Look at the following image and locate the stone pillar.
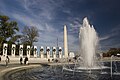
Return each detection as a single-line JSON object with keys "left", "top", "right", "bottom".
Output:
{"left": 11, "top": 44, "right": 16, "bottom": 57}
{"left": 40, "top": 46, "right": 44, "bottom": 58}
{"left": 3, "top": 43, "right": 8, "bottom": 57}
{"left": 46, "top": 47, "right": 50, "bottom": 59}
{"left": 19, "top": 45, "right": 23, "bottom": 57}
{"left": 59, "top": 47, "right": 62, "bottom": 58}
{"left": 34, "top": 46, "right": 37, "bottom": 58}
{"left": 64, "top": 25, "right": 68, "bottom": 58}
{"left": 69, "top": 52, "right": 75, "bottom": 58}
{"left": 52, "top": 47, "right": 56, "bottom": 59}
{"left": 27, "top": 45, "right": 30, "bottom": 58}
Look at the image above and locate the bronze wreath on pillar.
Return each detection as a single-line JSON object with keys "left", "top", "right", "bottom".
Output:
{"left": 4, "top": 46, "right": 7, "bottom": 50}
{"left": 20, "top": 47, "right": 23, "bottom": 51}
{"left": 12, "top": 47, "right": 15, "bottom": 50}
{"left": 40, "top": 48, "right": 43, "bottom": 51}
{"left": 47, "top": 49, "right": 50, "bottom": 51}
{"left": 59, "top": 49, "right": 62, "bottom": 52}
{"left": 53, "top": 49, "right": 56, "bottom": 52}
{"left": 27, "top": 48, "right": 30, "bottom": 51}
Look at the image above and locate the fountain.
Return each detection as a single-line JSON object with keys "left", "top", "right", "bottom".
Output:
{"left": 79, "top": 17, "right": 100, "bottom": 69}
{"left": 62, "top": 17, "right": 120, "bottom": 78}
{"left": 62, "top": 18, "right": 105, "bottom": 76}
{"left": 62, "top": 17, "right": 106, "bottom": 74}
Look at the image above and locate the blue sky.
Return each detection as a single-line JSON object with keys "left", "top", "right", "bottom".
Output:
{"left": 0, "top": 0, "right": 120, "bottom": 52}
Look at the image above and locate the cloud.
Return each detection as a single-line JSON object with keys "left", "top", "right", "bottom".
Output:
{"left": 68, "top": 34, "right": 79, "bottom": 51}
{"left": 99, "top": 24, "right": 120, "bottom": 51}
{"left": 62, "top": 10, "right": 71, "bottom": 14}
{"left": 11, "top": 13, "right": 45, "bottom": 31}
{"left": 18, "top": 0, "right": 65, "bottom": 21}
{"left": 99, "top": 36, "right": 109, "bottom": 41}
{"left": 34, "top": 28, "right": 63, "bottom": 47}
{"left": 0, "top": 0, "right": 10, "bottom": 15}
{"left": 5, "top": 0, "right": 65, "bottom": 49}
{"left": 99, "top": 32, "right": 119, "bottom": 41}
{"left": 111, "top": 24, "right": 120, "bottom": 33}
{"left": 1, "top": 0, "right": 107, "bottom": 52}
{"left": 17, "top": 0, "right": 80, "bottom": 50}
{"left": 99, "top": 24, "right": 120, "bottom": 41}
{"left": 44, "top": 23, "right": 56, "bottom": 32}
{"left": 68, "top": 18, "right": 82, "bottom": 34}
{"left": 11, "top": 12, "right": 64, "bottom": 47}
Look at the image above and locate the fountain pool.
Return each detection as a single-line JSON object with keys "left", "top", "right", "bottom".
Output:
{"left": 8, "top": 62, "right": 120, "bottom": 80}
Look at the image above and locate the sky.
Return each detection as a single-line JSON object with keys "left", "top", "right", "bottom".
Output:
{"left": 0, "top": 0, "right": 120, "bottom": 52}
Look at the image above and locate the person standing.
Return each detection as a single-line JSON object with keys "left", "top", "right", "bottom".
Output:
{"left": 24, "top": 57, "right": 28, "bottom": 65}
{"left": 26, "top": 57, "right": 28, "bottom": 65}
{"left": 5, "top": 56, "right": 10, "bottom": 67}
{"left": 20, "top": 57, "right": 23, "bottom": 64}
{"left": 0, "top": 55, "right": 1, "bottom": 62}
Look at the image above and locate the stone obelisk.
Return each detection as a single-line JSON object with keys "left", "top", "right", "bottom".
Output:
{"left": 64, "top": 25, "right": 68, "bottom": 58}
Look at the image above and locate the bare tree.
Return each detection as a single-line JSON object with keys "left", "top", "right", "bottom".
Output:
{"left": 21, "top": 26, "right": 39, "bottom": 46}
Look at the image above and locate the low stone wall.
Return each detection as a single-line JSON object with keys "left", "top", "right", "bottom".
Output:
{"left": 0, "top": 65, "right": 41, "bottom": 80}
{"left": 101, "top": 57, "right": 120, "bottom": 62}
